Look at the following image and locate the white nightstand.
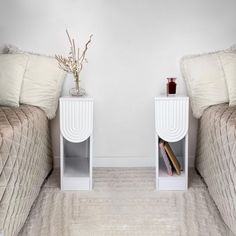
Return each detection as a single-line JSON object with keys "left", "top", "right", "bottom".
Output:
{"left": 60, "top": 97, "right": 93, "bottom": 190}
{"left": 155, "top": 96, "right": 189, "bottom": 191}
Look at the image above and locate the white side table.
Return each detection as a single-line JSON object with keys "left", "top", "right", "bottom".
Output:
{"left": 155, "top": 96, "right": 189, "bottom": 191}
{"left": 60, "top": 97, "right": 93, "bottom": 190}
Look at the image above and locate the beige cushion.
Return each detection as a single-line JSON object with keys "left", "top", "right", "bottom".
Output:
{"left": 5, "top": 45, "right": 66, "bottom": 119}
{"left": 181, "top": 51, "right": 229, "bottom": 118}
{"left": 19, "top": 53, "right": 66, "bottom": 119}
{"left": 220, "top": 52, "right": 236, "bottom": 106}
{"left": 0, "top": 54, "right": 28, "bottom": 106}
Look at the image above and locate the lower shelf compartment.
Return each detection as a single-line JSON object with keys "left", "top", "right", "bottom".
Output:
{"left": 62, "top": 157, "right": 91, "bottom": 190}
{"left": 157, "top": 155, "right": 187, "bottom": 191}
{"left": 64, "top": 157, "right": 89, "bottom": 177}
{"left": 61, "top": 135, "right": 93, "bottom": 191}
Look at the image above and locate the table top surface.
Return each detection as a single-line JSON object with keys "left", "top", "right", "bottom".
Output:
{"left": 60, "top": 96, "right": 93, "bottom": 101}
{"left": 155, "top": 96, "right": 189, "bottom": 100}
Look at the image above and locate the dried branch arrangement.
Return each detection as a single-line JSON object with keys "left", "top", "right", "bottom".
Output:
{"left": 55, "top": 30, "right": 93, "bottom": 83}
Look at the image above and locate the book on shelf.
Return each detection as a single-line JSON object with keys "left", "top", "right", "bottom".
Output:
{"left": 163, "top": 142, "right": 181, "bottom": 175}
{"left": 159, "top": 140, "right": 173, "bottom": 176}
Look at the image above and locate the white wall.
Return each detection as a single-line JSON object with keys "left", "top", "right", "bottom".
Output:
{"left": 1, "top": 0, "right": 236, "bottom": 166}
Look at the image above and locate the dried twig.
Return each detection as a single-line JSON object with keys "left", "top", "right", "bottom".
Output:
{"left": 79, "top": 34, "right": 93, "bottom": 62}
{"left": 55, "top": 30, "right": 93, "bottom": 82}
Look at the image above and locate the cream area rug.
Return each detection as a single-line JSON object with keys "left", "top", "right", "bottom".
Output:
{"left": 19, "top": 168, "right": 233, "bottom": 236}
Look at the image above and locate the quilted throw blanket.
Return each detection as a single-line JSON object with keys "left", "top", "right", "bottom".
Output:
{"left": 196, "top": 104, "right": 236, "bottom": 235}
{"left": 0, "top": 105, "right": 52, "bottom": 236}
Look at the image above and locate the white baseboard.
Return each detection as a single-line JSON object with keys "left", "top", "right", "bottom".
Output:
{"left": 53, "top": 155, "right": 195, "bottom": 168}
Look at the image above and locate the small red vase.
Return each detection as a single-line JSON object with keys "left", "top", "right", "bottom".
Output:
{"left": 167, "top": 78, "right": 177, "bottom": 96}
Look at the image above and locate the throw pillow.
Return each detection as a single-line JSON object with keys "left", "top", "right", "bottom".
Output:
{"left": 220, "top": 52, "right": 236, "bottom": 106}
{"left": 6, "top": 46, "right": 66, "bottom": 119}
{"left": 0, "top": 54, "right": 28, "bottom": 106}
{"left": 180, "top": 51, "right": 229, "bottom": 118}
